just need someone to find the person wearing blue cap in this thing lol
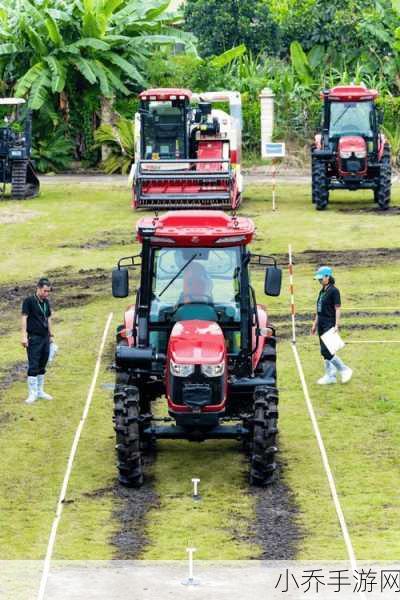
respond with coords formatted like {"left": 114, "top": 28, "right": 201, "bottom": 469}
{"left": 311, "top": 266, "right": 353, "bottom": 385}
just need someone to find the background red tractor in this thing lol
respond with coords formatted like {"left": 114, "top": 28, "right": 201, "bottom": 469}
{"left": 112, "top": 211, "right": 282, "bottom": 487}
{"left": 129, "top": 88, "right": 243, "bottom": 210}
{"left": 311, "top": 85, "right": 391, "bottom": 210}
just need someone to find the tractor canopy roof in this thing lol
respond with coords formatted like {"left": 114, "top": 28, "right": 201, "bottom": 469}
{"left": 139, "top": 88, "right": 192, "bottom": 101}
{"left": 323, "top": 85, "right": 379, "bottom": 102}
{"left": 136, "top": 210, "right": 255, "bottom": 247}
{"left": 0, "top": 97, "right": 25, "bottom": 105}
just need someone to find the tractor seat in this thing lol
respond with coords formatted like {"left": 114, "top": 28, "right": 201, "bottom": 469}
{"left": 172, "top": 303, "right": 218, "bottom": 322}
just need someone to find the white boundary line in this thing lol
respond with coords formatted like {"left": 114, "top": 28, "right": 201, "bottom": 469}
{"left": 36, "top": 312, "right": 113, "bottom": 600}
{"left": 288, "top": 246, "right": 366, "bottom": 595}
{"left": 291, "top": 342, "right": 358, "bottom": 571}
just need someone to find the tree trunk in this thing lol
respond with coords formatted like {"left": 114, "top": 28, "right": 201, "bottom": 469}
{"left": 100, "top": 95, "right": 115, "bottom": 161}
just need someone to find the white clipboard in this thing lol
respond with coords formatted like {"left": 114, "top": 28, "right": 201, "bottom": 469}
{"left": 321, "top": 327, "right": 345, "bottom": 355}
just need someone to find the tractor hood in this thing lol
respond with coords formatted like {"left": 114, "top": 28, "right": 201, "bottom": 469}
{"left": 338, "top": 136, "right": 366, "bottom": 154}
{"left": 169, "top": 320, "right": 226, "bottom": 365}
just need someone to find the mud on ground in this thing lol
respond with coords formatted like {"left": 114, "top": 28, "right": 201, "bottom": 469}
{"left": 268, "top": 247, "right": 400, "bottom": 269}
{"left": 0, "top": 267, "right": 113, "bottom": 336}
{"left": 250, "top": 464, "right": 302, "bottom": 559}
{"left": 112, "top": 456, "right": 159, "bottom": 559}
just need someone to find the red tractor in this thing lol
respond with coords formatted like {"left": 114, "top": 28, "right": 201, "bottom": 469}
{"left": 112, "top": 210, "right": 282, "bottom": 487}
{"left": 311, "top": 85, "right": 391, "bottom": 210}
{"left": 129, "top": 88, "right": 242, "bottom": 210}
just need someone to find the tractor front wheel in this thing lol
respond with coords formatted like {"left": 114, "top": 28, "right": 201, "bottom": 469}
{"left": 114, "top": 385, "right": 144, "bottom": 488}
{"left": 312, "top": 156, "right": 330, "bottom": 210}
{"left": 249, "top": 387, "right": 279, "bottom": 486}
{"left": 374, "top": 144, "right": 391, "bottom": 210}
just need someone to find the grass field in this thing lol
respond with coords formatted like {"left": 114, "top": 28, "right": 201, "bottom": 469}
{"left": 0, "top": 181, "right": 399, "bottom": 562}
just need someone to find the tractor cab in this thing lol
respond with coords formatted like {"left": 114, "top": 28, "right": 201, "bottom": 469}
{"left": 139, "top": 89, "right": 191, "bottom": 160}
{"left": 131, "top": 88, "right": 243, "bottom": 210}
{"left": 0, "top": 97, "right": 40, "bottom": 199}
{"left": 323, "top": 86, "right": 380, "bottom": 151}
{"left": 111, "top": 211, "right": 282, "bottom": 488}
{"left": 311, "top": 85, "right": 391, "bottom": 210}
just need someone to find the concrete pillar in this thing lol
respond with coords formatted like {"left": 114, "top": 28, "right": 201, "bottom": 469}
{"left": 260, "top": 88, "right": 274, "bottom": 158}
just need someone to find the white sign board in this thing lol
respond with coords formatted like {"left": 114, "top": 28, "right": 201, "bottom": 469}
{"left": 263, "top": 142, "right": 286, "bottom": 159}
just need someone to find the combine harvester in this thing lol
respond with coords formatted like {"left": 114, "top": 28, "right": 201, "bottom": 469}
{"left": 129, "top": 88, "right": 243, "bottom": 210}
{"left": 112, "top": 210, "right": 282, "bottom": 487}
{"left": 311, "top": 84, "right": 391, "bottom": 210}
{"left": 0, "top": 98, "right": 40, "bottom": 199}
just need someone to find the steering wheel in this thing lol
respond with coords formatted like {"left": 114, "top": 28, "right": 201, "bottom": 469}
{"left": 169, "top": 299, "right": 216, "bottom": 321}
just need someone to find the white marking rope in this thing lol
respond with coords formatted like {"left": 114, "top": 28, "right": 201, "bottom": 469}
{"left": 288, "top": 247, "right": 364, "bottom": 586}
{"left": 288, "top": 244, "right": 296, "bottom": 343}
{"left": 36, "top": 312, "right": 113, "bottom": 600}
{"left": 291, "top": 342, "right": 358, "bottom": 572}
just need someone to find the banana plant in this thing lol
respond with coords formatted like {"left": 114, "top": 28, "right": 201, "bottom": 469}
{"left": 0, "top": 0, "right": 196, "bottom": 110}
{"left": 93, "top": 116, "right": 135, "bottom": 174}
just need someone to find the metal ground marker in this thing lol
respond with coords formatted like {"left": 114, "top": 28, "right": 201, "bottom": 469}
{"left": 182, "top": 547, "right": 200, "bottom": 586}
{"left": 192, "top": 477, "right": 201, "bottom": 500}
{"left": 288, "top": 247, "right": 367, "bottom": 600}
{"left": 36, "top": 312, "right": 113, "bottom": 600}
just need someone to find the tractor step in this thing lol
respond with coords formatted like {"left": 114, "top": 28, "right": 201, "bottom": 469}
{"left": 144, "top": 424, "right": 249, "bottom": 440}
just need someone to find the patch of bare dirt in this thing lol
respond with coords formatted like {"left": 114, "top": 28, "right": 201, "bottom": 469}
{"left": 271, "top": 247, "right": 400, "bottom": 268}
{"left": 0, "top": 267, "right": 112, "bottom": 335}
{"left": 112, "top": 456, "right": 159, "bottom": 559}
{"left": 250, "top": 464, "right": 302, "bottom": 559}
{"left": 0, "top": 209, "right": 41, "bottom": 224}
{"left": 58, "top": 231, "right": 134, "bottom": 250}
{"left": 0, "top": 361, "right": 26, "bottom": 400}
{"left": 338, "top": 206, "right": 400, "bottom": 215}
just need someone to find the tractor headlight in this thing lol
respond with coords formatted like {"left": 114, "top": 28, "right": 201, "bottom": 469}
{"left": 170, "top": 360, "right": 194, "bottom": 377}
{"left": 339, "top": 151, "right": 352, "bottom": 159}
{"left": 355, "top": 150, "right": 366, "bottom": 159}
{"left": 201, "top": 362, "right": 225, "bottom": 377}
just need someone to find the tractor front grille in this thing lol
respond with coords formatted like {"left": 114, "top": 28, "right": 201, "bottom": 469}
{"left": 341, "top": 158, "right": 364, "bottom": 173}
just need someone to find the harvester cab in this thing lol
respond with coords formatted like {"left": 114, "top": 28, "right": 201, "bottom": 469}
{"left": 130, "top": 88, "right": 242, "bottom": 210}
{"left": 311, "top": 85, "right": 391, "bottom": 210}
{"left": 112, "top": 211, "right": 282, "bottom": 488}
{"left": 0, "top": 98, "right": 40, "bottom": 199}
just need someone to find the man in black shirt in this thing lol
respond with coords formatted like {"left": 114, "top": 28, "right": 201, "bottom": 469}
{"left": 311, "top": 266, "right": 352, "bottom": 385}
{"left": 21, "top": 278, "right": 54, "bottom": 404}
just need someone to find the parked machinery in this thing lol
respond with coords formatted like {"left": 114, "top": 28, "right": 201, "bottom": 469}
{"left": 0, "top": 98, "right": 40, "bottom": 199}
{"left": 130, "top": 88, "right": 243, "bottom": 210}
{"left": 311, "top": 85, "right": 390, "bottom": 210}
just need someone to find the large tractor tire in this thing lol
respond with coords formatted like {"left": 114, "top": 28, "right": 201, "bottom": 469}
{"left": 374, "top": 144, "right": 391, "bottom": 210}
{"left": 114, "top": 385, "right": 144, "bottom": 488}
{"left": 312, "top": 155, "right": 330, "bottom": 210}
{"left": 249, "top": 386, "right": 279, "bottom": 486}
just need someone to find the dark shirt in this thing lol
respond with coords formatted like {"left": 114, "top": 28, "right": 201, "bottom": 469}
{"left": 22, "top": 295, "right": 52, "bottom": 336}
{"left": 317, "top": 284, "right": 341, "bottom": 323}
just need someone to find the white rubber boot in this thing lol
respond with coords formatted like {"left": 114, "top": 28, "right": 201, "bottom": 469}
{"left": 330, "top": 356, "right": 353, "bottom": 384}
{"left": 37, "top": 374, "right": 53, "bottom": 400}
{"left": 317, "top": 360, "right": 337, "bottom": 385}
{"left": 25, "top": 376, "right": 38, "bottom": 404}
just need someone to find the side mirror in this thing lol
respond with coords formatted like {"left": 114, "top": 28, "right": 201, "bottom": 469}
{"left": 377, "top": 109, "right": 383, "bottom": 126}
{"left": 112, "top": 268, "right": 129, "bottom": 298}
{"left": 265, "top": 267, "right": 282, "bottom": 297}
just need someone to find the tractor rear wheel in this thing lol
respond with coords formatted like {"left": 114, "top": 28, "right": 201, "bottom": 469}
{"left": 249, "top": 387, "right": 279, "bottom": 486}
{"left": 312, "top": 156, "right": 329, "bottom": 210}
{"left": 374, "top": 144, "right": 391, "bottom": 210}
{"left": 114, "top": 385, "right": 144, "bottom": 487}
